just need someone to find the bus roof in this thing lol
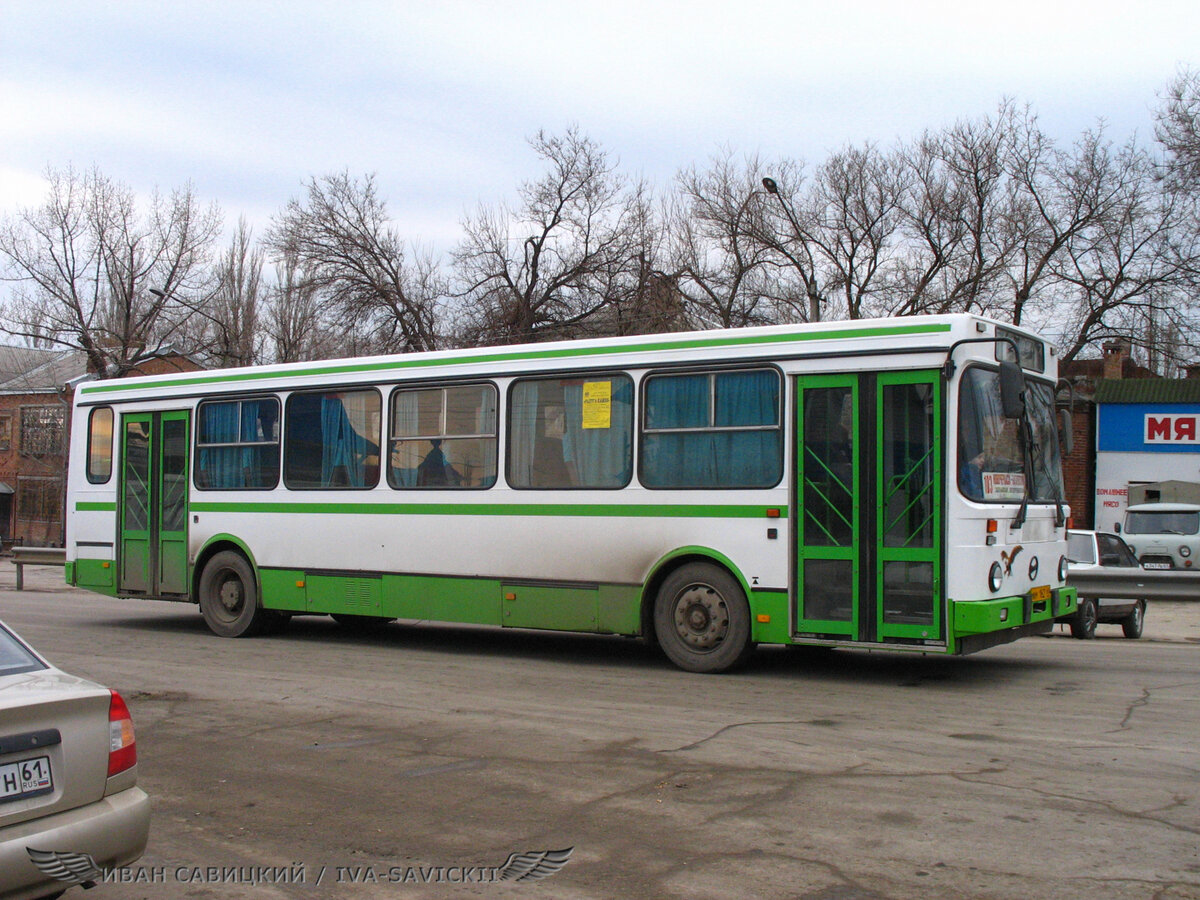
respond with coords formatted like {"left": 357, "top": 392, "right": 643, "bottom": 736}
{"left": 75, "top": 314, "right": 1048, "bottom": 402}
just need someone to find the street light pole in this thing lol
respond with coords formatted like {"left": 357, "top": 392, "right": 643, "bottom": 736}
{"left": 762, "top": 176, "right": 822, "bottom": 323}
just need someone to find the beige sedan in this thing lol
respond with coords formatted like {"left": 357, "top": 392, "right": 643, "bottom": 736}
{"left": 0, "top": 620, "right": 149, "bottom": 899}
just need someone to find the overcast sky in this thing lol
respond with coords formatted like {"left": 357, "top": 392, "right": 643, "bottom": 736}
{"left": 2, "top": 1, "right": 1197, "bottom": 255}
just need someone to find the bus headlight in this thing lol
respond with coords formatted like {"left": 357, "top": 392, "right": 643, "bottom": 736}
{"left": 1180, "top": 546, "right": 1191, "bottom": 558}
{"left": 1058, "top": 555, "right": 1069, "bottom": 581}
{"left": 1028, "top": 556, "right": 1039, "bottom": 580}
{"left": 988, "top": 562, "right": 1003, "bottom": 593}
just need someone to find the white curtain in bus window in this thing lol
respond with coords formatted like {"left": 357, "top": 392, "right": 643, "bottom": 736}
{"left": 196, "top": 398, "right": 280, "bottom": 489}
{"left": 389, "top": 384, "right": 498, "bottom": 488}
{"left": 508, "top": 376, "right": 632, "bottom": 488}
{"left": 642, "top": 369, "right": 781, "bottom": 488}
{"left": 284, "top": 390, "right": 380, "bottom": 489}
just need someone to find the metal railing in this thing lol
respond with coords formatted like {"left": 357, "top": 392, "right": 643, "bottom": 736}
{"left": 1068, "top": 567, "right": 1200, "bottom": 602}
{"left": 10, "top": 546, "right": 66, "bottom": 591}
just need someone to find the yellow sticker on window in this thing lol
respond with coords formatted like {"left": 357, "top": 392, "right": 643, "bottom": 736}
{"left": 581, "top": 381, "right": 612, "bottom": 429}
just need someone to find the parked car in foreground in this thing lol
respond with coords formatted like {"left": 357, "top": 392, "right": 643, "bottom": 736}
{"left": 1061, "top": 530, "right": 1147, "bottom": 640}
{"left": 0, "top": 619, "right": 149, "bottom": 899}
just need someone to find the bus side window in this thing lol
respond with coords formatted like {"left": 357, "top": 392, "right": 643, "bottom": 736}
{"left": 86, "top": 407, "right": 114, "bottom": 484}
{"left": 389, "top": 383, "right": 498, "bottom": 489}
{"left": 284, "top": 390, "right": 380, "bottom": 490}
{"left": 508, "top": 376, "right": 632, "bottom": 489}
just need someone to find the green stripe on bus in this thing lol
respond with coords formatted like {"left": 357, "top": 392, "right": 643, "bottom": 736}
{"left": 76, "top": 501, "right": 117, "bottom": 511}
{"left": 78, "top": 322, "right": 952, "bottom": 395}
{"left": 188, "top": 501, "right": 786, "bottom": 518}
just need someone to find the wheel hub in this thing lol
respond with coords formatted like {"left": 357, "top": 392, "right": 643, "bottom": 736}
{"left": 218, "top": 577, "right": 244, "bottom": 614}
{"left": 673, "top": 585, "right": 728, "bottom": 650}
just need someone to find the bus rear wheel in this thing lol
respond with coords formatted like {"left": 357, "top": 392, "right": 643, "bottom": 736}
{"left": 198, "top": 551, "right": 285, "bottom": 637}
{"left": 653, "top": 563, "right": 754, "bottom": 673}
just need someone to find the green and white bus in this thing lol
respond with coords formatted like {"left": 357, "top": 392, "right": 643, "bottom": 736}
{"left": 64, "top": 315, "right": 1077, "bottom": 672}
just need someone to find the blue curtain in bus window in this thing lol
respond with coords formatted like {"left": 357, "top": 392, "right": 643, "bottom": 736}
{"left": 643, "top": 374, "right": 709, "bottom": 486}
{"left": 562, "top": 378, "right": 632, "bottom": 488}
{"left": 320, "top": 395, "right": 368, "bottom": 487}
{"left": 643, "top": 371, "right": 780, "bottom": 488}
{"left": 714, "top": 370, "right": 781, "bottom": 486}
{"left": 198, "top": 402, "right": 241, "bottom": 488}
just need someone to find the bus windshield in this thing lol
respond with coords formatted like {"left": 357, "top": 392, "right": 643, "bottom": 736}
{"left": 958, "top": 368, "right": 1063, "bottom": 503}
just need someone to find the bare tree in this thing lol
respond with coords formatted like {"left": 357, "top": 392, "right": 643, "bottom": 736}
{"left": 453, "top": 127, "right": 644, "bottom": 345}
{"left": 261, "top": 252, "right": 346, "bottom": 363}
{"left": 668, "top": 151, "right": 782, "bottom": 328}
{"left": 1156, "top": 68, "right": 1200, "bottom": 188}
{"left": 202, "top": 216, "right": 264, "bottom": 367}
{"left": 0, "top": 166, "right": 222, "bottom": 377}
{"left": 266, "top": 172, "right": 443, "bottom": 355}
{"left": 1052, "top": 140, "right": 1200, "bottom": 366}
{"left": 889, "top": 109, "right": 1019, "bottom": 318}
{"left": 798, "top": 143, "right": 903, "bottom": 320}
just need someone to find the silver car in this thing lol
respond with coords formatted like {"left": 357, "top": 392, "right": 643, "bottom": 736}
{"left": 1063, "top": 529, "right": 1147, "bottom": 640}
{"left": 0, "top": 620, "right": 150, "bottom": 899}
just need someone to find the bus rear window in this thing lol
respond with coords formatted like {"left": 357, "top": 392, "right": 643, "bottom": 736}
{"left": 86, "top": 406, "right": 114, "bottom": 484}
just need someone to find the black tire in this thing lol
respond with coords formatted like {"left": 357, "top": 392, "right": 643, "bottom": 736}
{"left": 1121, "top": 599, "right": 1146, "bottom": 639}
{"left": 1070, "top": 597, "right": 1098, "bottom": 640}
{"left": 198, "top": 550, "right": 284, "bottom": 637}
{"left": 653, "top": 563, "right": 754, "bottom": 673}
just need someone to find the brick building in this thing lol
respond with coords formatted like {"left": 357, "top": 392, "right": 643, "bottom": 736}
{"left": 0, "top": 346, "right": 204, "bottom": 547}
{"left": 1059, "top": 339, "right": 1167, "bottom": 530}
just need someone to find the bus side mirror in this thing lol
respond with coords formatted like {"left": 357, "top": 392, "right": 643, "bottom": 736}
{"left": 1114, "top": 522, "right": 1121, "bottom": 534}
{"left": 999, "top": 360, "right": 1026, "bottom": 419}
{"left": 1058, "top": 408, "right": 1074, "bottom": 456}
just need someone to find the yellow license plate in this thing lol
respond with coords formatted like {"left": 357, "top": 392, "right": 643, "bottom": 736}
{"left": 1030, "top": 585, "right": 1051, "bottom": 602}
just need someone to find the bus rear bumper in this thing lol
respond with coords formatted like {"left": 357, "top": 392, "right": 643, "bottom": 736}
{"left": 951, "top": 587, "right": 1077, "bottom": 654}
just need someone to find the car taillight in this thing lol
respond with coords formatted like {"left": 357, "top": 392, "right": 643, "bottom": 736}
{"left": 108, "top": 690, "right": 137, "bottom": 776}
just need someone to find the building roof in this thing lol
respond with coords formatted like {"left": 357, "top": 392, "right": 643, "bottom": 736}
{"left": 1093, "top": 378, "right": 1200, "bottom": 404}
{"left": 0, "top": 345, "right": 88, "bottom": 394}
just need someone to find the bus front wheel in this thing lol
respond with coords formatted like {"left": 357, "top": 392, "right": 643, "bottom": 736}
{"left": 653, "top": 563, "right": 754, "bottom": 673}
{"left": 198, "top": 551, "right": 285, "bottom": 638}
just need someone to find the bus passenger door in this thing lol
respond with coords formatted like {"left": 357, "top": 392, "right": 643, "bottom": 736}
{"left": 794, "top": 376, "right": 860, "bottom": 638}
{"left": 794, "top": 372, "right": 943, "bottom": 644}
{"left": 119, "top": 410, "right": 190, "bottom": 597}
{"left": 875, "top": 372, "right": 942, "bottom": 641}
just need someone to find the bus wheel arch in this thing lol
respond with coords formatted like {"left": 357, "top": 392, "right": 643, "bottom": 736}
{"left": 643, "top": 552, "right": 755, "bottom": 673}
{"left": 194, "top": 541, "right": 285, "bottom": 638}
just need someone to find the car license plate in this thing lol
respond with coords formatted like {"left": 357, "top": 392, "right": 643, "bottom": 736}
{"left": 1030, "top": 585, "right": 1051, "bottom": 603}
{"left": 0, "top": 755, "right": 53, "bottom": 803}
{"left": 1143, "top": 562, "right": 1171, "bottom": 570}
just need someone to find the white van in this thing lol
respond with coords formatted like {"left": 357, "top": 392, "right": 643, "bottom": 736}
{"left": 1121, "top": 502, "right": 1200, "bottom": 570}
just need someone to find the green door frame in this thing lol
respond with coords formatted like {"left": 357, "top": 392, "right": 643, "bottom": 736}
{"left": 119, "top": 410, "right": 190, "bottom": 597}
{"left": 794, "top": 371, "right": 944, "bottom": 643}
{"left": 794, "top": 374, "right": 861, "bottom": 637}
{"left": 875, "top": 371, "right": 943, "bottom": 642}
